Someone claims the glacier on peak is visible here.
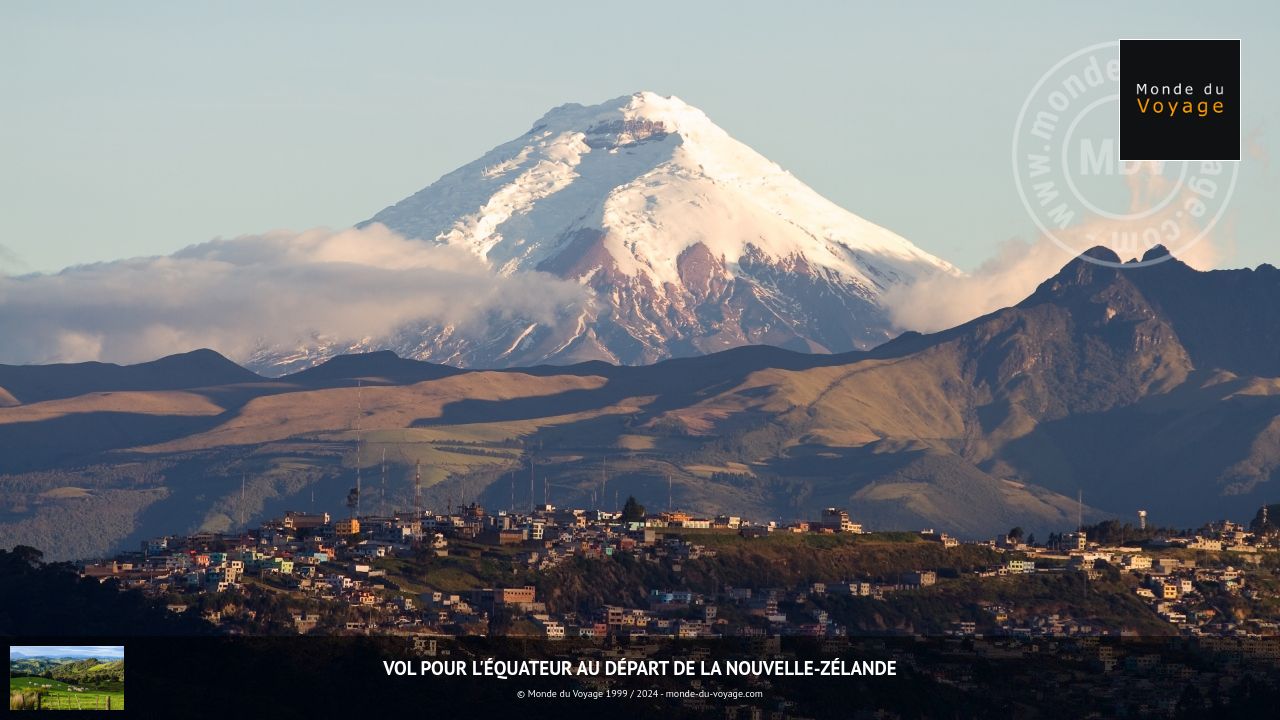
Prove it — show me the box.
[253,92,958,372]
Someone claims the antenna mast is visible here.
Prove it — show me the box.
[354,380,363,518]
[413,459,421,521]
[1077,489,1083,531]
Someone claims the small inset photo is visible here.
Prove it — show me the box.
[9,646,124,711]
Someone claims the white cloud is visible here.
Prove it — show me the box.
[882,237,1070,333]
[0,224,588,365]
[885,164,1232,334]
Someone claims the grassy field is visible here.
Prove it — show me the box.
[374,540,529,593]
[655,527,926,547]
[9,675,124,710]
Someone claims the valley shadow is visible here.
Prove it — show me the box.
[0,412,227,472]
[186,382,310,415]
[766,443,911,478]
[117,454,242,551]
[997,387,1280,526]
[116,445,356,555]
[416,344,857,428]
[280,351,467,388]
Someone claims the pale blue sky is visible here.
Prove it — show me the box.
[2,1,1277,273]
[10,645,124,659]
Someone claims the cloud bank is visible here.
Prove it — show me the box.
[0,224,587,366]
[885,164,1232,334]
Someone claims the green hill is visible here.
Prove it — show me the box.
[48,658,125,686]
[9,673,124,711]
[9,656,124,687]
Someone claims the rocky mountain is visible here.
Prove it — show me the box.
[2,247,1279,559]
[249,92,956,373]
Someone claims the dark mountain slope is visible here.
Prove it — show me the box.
[0,349,261,404]
[282,350,466,388]
[2,247,1280,555]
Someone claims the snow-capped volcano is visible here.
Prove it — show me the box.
[257,92,956,371]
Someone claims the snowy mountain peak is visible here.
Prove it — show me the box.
[255,93,960,372]
[367,91,954,289]
[532,92,719,145]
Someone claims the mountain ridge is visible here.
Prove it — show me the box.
[3,248,1279,559]
[0,349,261,405]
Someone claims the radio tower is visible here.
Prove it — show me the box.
[380,448,387,518]
[240,472,246,528]
[1077,490,1083,531]
[354,380,363,518]
[413,460,422,520]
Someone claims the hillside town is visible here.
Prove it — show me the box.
[73,498,1280,645]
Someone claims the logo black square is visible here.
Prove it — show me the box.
[1120,39,1240,161]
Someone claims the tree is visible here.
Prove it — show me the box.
[1026,533,1037,546]
[1249,504,1278,534]
[9,545,44,568]
[621,496,646,523]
